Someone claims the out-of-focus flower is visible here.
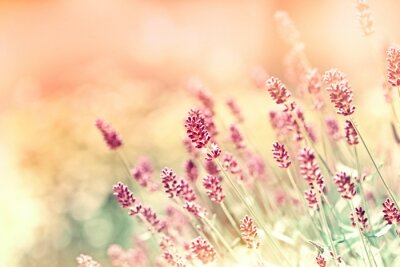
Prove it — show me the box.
[203,175,224,203]
[272,142,291,168]
[315,255,326,267]
[184,159,198,182]
[325,117,341,141]
[356,0,374,36]
[131,157,155,188]
[177,178,197,202]
[190,237,216,264]
[76,254,101,267]
[386,45,400,87]
[240,215,260,249]
[95,118,123,150]
[226,97,244,123]
[274,10,301,46]
[306,68,322,94]
[229,124,245,150]
[141,206,167,233]
[206,142,222,161]
[184,201,206,219]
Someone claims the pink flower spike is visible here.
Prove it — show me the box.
[316,255,327,267]
[112,182,139,209]
[306,68,322,94]
[272,142,291,168]
[323,69,355,116]
[266,76,291,104]
[206,142,222,161]
[190,237,216,264]
[356,0,374,36]
[177,179,197,202]
[95,118,123,150]
[351,206,368,232]
[131,157,154,188]
[184,159,198,182]
[202,175,225,203]
[325,117,341,141]
[345,120,359,145]
[298,148,325,192]
[240,215,260,249]
[184,201,207,219]
[382,198,400,225]
[229,124,245,150]
[161,168,179,198]
[334,172,356,200]
[185,109,211,149]
[226,97,244,123]
[386,45,400,87]
[305,189,318,209]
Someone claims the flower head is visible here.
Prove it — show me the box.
[315,255,326,267]
[351,206,368,232]
[184,201,207,218]
[112,182,141,211]
[298,148,325,192]
[206,142,222,161]
[184,159,198,182]
[229,124,245,150]
[386,45,400,87]
[185,109,211,149]
[323,69,355,116]
[141,206,167,233]
[266,77,291,104]
[356,0,374,36]
[202,175,225,203]
[382,198,400,225]
[161,168,179,198]
[240,215,260,249]
[190,237,216,264]
[325,117,341,141]
[334,172,356,199]
[305,189,318,210]
[131,157,154,188]
[226,97,244,123]
[95,118,123,149]
[272,142,291,168]
[345,120,359,145]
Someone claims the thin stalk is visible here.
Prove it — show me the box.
[316,197,339,267]
[350,117,400,210]
[349,201,375,267]
[354,146,374,235]
[202,217,239,262]
[220,201,241,236]
[214,159,293,266]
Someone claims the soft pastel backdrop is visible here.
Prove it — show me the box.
[1,1,400,266]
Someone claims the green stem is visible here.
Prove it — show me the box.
[220,201,241,236]
[349,201,375,267]
[350,117,400,211]
[203,217,239,262]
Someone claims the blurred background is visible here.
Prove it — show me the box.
[1,0,400,266]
